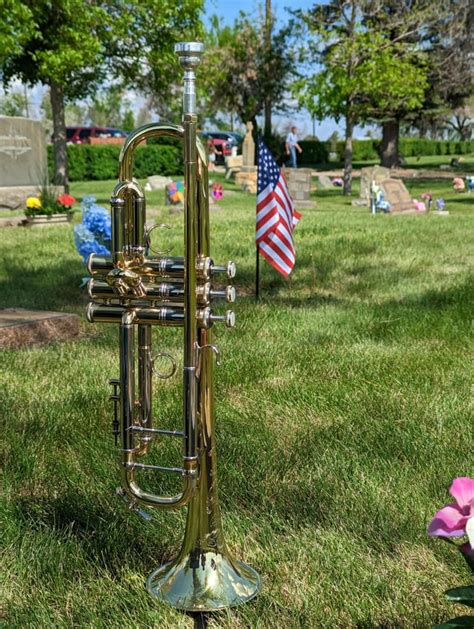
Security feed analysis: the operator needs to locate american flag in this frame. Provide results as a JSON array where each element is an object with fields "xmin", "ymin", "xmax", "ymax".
[{"xmin": 256, "ymin": 139, "xmax": 301, "ymax": 277}]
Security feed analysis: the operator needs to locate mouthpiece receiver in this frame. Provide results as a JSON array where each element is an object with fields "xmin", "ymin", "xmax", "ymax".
[
  {"xmin": 175, "ymin": 41, "xmax": 204, "ymax": 115},
  {"xmin": 174, "ymin": 42, "xmax": 204, "ymax": 69}
]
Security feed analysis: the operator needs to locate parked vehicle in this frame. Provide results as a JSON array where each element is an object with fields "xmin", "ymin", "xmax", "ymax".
[
  {"xmin": 200, "ymin": 131, "xmax": 243, "ymax": 165},
  {"xmin": 65, "ymin": 127, "xmax": 128, "ymax": 144}
]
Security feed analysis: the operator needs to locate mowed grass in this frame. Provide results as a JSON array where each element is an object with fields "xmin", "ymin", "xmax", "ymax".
[{"xmin": 1, "ymin": 173, "xmax": 473, "ymax": 628}]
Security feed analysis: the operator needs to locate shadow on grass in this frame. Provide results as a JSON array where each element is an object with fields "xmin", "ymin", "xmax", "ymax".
[
  {"xmin": 12, "ymin": 489, "xmax": 171, "ymax": 576},
  {"xmin": 446, "ymin": 195, "xmax": 474, "ymax": 204},
  {"xmin": 0, "ymin": 257, "xmax": 86, "ymax": 311}
]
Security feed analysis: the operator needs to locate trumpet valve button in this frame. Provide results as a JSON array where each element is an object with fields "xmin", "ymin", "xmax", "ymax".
[
  {"xmin": 210, "ymin": 286, "xmax": 236, "ymax": 303},
  {"xmin": 210, "ymin": 310, "xmax": 235, "ymax": 328},
  {"xmin": 226, "ymin": 286, "xmax": 236, "ymax": 303},
  {"xmin": 211, "ymin": 261, "xmax": 236, "ymax": 279}
]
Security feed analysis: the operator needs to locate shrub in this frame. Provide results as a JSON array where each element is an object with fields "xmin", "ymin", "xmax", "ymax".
[
  {"xmin": 67, "ymin": 144, "xmax": 89, "ymax": 180},
  {"xmin": 87, "ymin": 145, "xmax": 121, "ymax": 180},
  {"xmin": 48, "ymin": 143, "xmax": 183, "ymax": 181},
  {"xmin": 298, "ymin": 140, "xmax": 330, "ymax": 165},
  {"xmin": 134, "ymin": 145, "xmax": 183, "ymax": 177},
  {"xmin": 334, "ymin": 140, "xmax": 378, "ymax": 162}
]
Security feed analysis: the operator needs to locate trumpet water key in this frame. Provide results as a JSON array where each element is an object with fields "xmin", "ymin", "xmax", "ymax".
[{"xmin": 85, "ymin": 41, "xmax": 260, "ymax": 611}]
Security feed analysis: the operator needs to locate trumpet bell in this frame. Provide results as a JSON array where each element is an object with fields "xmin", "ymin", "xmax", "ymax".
[{"xmin": 147, "ymin": 552, "xmax": 261, "ymax": 611}]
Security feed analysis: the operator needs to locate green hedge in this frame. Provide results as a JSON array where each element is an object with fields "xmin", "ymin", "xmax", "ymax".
[
  {"xmin": 47, "ymin": 143, "xmax": 183, "ymax": 182},
  {"xmin": 49, "ymin": 138, "xmax": 474, "ymax": 179},
  {"xmin": 331, "ymin": 138, "xmax": 474, "ymax": 161},
  {"xmin": 398, "ymin": 138, "xmax": 474, "ymax": 157},
  {"xmin": 298, "ymin": 140, "xmax": 329, "ymax": 165}
]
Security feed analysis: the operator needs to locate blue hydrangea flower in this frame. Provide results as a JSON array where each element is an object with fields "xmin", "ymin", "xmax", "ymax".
[
  {"xmin": 83, "ymin": 205, "xmax": 111, "ymax": 240},
  {"xmin": 74, "ymin": 197, "xmax": 111, "ymax": 262},
  {"xmin": 81, "ymin": 195, "xmax": 97, "ymax": 208}
]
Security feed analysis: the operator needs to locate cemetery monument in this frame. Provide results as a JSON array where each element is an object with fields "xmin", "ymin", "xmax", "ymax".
[
  {"xmin": 235, "ymin": 121, "xmax": 258, "ymax": 193},
  {"xmin": 0, "ymin": 116, "xmax": 48, "ymax": 209}
]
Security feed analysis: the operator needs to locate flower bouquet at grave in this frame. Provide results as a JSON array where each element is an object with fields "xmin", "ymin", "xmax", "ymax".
[
  {"xmin": 24, "ymin": 183, "xmax": 76, "ymax": 218},
  {"xmin": 166, "ymin": 181, "xmax": 184, "ymax": 205},
  {"xmin": 73, "ymin": 196, "xmax": 111, "ymax": 262},
  {"xmin": 212, "ymin": 182, "xmax": 224, "ymax": 201},
  {"xmin": 428, "ymin": 477, "xmax": 474, "ymax": 627},
  {"xmin": 421, "ymin": 192, "xmax": 432, "ymax": 209}
]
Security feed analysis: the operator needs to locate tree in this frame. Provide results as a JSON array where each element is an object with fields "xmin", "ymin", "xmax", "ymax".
[
  {"xmin": 443, "ymin": 99, "xmax": 474, "ymax": 140},
  {"xmin": 121, "ymin": 109, "xmax": 135, "ymax": 133},
  {"xmin": 363, "ymin": 0, "xmax": 472, "ymax": 165},
  {"xmin": 202, "ymin": 12, "xmax": 295, "ymax": 134},
  {"xmin": 0, "ymin": 1, "xmax": 112, "ymax": 192},
  {"xmin": 263, "ymin": 0, "xmax": 273, "ymax": 138},
  {"xmin": 0, "ymin": 1, "xmax": 204, "ymax": 192},
  {"xmin": 87, "ymin": 85, "xmax": 124, "ymax": 128},
  {"xmin": 293, "ymin": 1, "xmax": 427, "ymax": 194},
  {"xmin": 0, "ymin": 89, "xmax": 28, "ymax": 117},
  {"xmin": 108, "ymin": 0, "xmax": 204, "ymax": 121}
]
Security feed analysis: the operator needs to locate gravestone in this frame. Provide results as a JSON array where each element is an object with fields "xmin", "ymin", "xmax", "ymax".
[
  {"xmin": 235, "ymin": 121, "xmax": 257, "ymax": 193},
  {"xmin": 379, "ymin": 178, "xmax": 418, "ymax": 213},
  {"xmin": 242, "ymin": 121, "xmax": 255, "ymax": 172},
  {"xmin": 0, "ymin": 309, "xmax": 79, "ymax": 348},
  {"xmin": 146, "ymin": 175, "xmax": 173, "ymax": 191},
  {"xmin": 0, "ymin": 116, "xmax": 47, "ymax": 209},
  {"xmin": 225, "ymin": 155, "xmax": 242, "ymax": 180},
  {"xmin": 359, "ymin": 165, "xmax": 391, "ymax": 206},
  {"xmin": 285, "ymin": 168, "xmax": 316, "ymax": 209},
  {"xmin": 317, "ymin": 174, "xmax": 333, "ymax": 190}
]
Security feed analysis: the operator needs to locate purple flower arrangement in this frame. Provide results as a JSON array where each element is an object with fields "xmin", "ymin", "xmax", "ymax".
[{"xmin": 73, "ymin": 196, "xmax": 111, "ymax": 262}]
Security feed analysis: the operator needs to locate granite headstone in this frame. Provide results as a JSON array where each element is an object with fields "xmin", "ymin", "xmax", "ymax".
[
  {"xmin": 317, "ymin": 174, "xmax": 333, "ymax": 190},
  {"xmin": 359, "ymin": 165, "xmax": 390, "ymax": 206},
  {"xmin": 286, "ymin": 168, "xmax": 316, "ymax": 209},
  {"xmin": 379, "ymin": 178, "xmax": 417, "ymax": 213},
  {"xmin": 0, "ymin": 116, "xmax": 47, "ymax": 209}
]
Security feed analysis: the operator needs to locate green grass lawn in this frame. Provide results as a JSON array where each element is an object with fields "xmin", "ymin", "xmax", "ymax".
[{"xmin": 1, "ymin": 173, "xmax": 473, "ymax": 627}]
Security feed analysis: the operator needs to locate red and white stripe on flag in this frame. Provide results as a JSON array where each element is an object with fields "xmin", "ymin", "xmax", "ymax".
[{"xmin": 256, "ymin": 173, "xmax": 301, "ymax": 277}]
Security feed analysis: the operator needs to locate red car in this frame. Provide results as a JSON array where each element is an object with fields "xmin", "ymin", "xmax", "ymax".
[
  {"xmin": 66, "ymin": 127, "xmax": 128, "ymax": 144},
  {"xmin": 201, "ymin": 132, "xmax": 235, "ymax": 165}
]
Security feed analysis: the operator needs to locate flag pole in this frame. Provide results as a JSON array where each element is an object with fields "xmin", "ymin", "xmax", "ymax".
[{"xmin": 255, "ymin": 243, "xmax": 260, "ymax": 300}]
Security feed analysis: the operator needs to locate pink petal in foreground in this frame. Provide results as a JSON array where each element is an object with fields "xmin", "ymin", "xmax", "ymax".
[
  {"xmin": 428, "ymin": 503, "xmax": 469, "ymax": 537},
  {"xmin": 450, "ymin": 477, "xmax": 474, "ymax": 510}
]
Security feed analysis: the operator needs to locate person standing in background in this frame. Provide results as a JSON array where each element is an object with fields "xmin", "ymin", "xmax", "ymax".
[
  {"xmin": 285, "ymin": 126, "xmax": 303, "ymax": 168},
  {"xmin": 206, "ymin": 137, "xmax": 221, "ymax": 172}
]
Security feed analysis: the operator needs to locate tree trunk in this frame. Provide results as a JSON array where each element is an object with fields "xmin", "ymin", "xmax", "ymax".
[
  {"xmin": 343, "ymin": 114, "xmax": 354, "ymax": 196},
  {"xmin": 50, "ymin": 81, "xmax": 69, "ymax": 192},
  {"xmin": 263, "ymin": 0, "xmax": 272, "ymax": 139},
  {"xmin": 380, "ymin": 119, "xmax": 400, "ymax": 168},
  {"xmin": 264, "ymin": 98, "xmax": 272, "ymax": 139}
]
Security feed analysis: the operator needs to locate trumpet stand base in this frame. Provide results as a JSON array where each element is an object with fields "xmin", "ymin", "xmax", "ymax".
[{"xmin": 146, "ymin": 551, "xmax": 261, "ymax": 611}]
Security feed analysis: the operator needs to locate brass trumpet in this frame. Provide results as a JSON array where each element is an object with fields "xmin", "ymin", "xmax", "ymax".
[{"xmin": 85, "ymin": 42, "xmax": 260, "ymax": 611}]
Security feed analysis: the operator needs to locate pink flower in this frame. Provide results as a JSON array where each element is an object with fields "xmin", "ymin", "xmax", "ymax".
[
  {"xmin": 212, "ymin": 182, "xmax": 223, "ymax": 201},
  {"xmin": 428, "ymin": 477, "xmax": 474, "ymax": 539}
]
